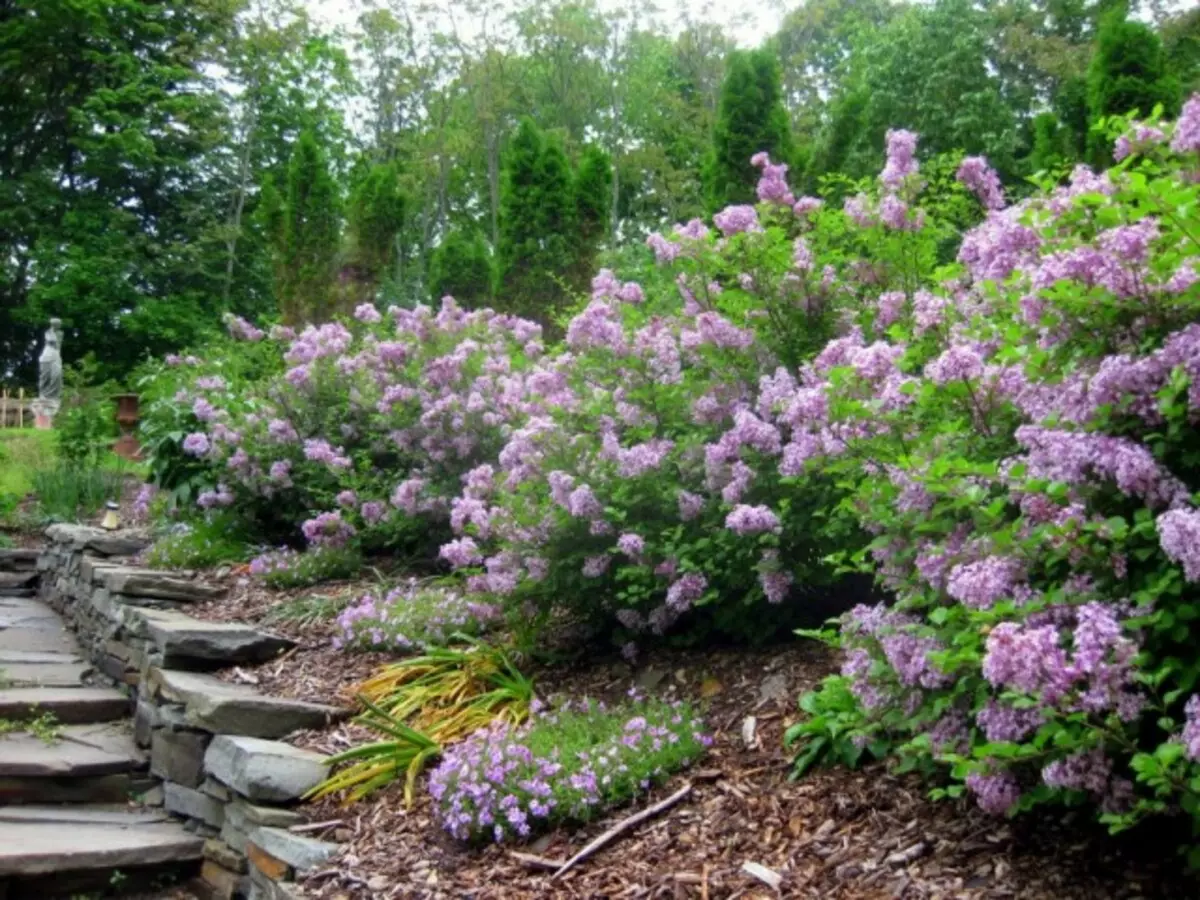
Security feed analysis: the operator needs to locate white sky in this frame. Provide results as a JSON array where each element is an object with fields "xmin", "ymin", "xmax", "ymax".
[{"xmin": 306, "ymin": 0, "xmax": 790, "ymax": 48}]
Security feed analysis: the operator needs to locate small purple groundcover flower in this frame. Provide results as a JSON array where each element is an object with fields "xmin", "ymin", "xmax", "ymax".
[
  {"xmin": 248, "ymin": 545, "xmax": 361, "ymax": 589},
  {"xmin": 333, "ymin": 583, "xmax": 502, "ymax": 652},
  {"xmin": 429, "ymin": 695, "xmax": 711, "ymax": 843}
]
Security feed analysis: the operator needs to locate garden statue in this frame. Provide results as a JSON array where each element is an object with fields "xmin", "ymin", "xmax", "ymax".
[{"xmin": 31, "ymin": 318, "xmax": 63, "ymax": 428}]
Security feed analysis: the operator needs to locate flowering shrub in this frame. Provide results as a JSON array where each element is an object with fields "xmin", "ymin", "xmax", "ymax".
[
  {"xmin": 428, "ymin": 695, "xmax": 709, "ymax": 843},
  {"xmin": 144, "ymin": 299, "xmax": 553, "ymax": 564},
  {"xmin": 783, "ymin": 98, "xmax": 1200, "ymax": 849},
  {"xmin": 144, "ymin": 516, "xmax": 250, "ymax": 569},
  {"xmin": 333, "ymin": 583, "xmax": 502, "ymax": 652}
]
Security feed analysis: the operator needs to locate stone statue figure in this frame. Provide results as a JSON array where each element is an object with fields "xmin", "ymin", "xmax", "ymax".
[{"xmin": 32, "ymin": 318, "xmax": 63, "ymax": 424}]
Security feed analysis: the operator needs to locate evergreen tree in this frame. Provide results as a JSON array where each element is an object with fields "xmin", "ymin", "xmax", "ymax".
[
  {"xmin": 429, "ymin": 228, "xmax": 493, "ymax": 308},
  {"xmin": 1028, "ymin": 112, "xmax": 1078, "ymax": 175},
  {"xmin": 497, "ymin": 118, "xmax": 574, "ymax": 319},
  {"xmin": 273, "ymin": 130, "xmax": 342, "ymax": 324},
  {"xmin": 347, "ymin": 160, "xmax": 407, "ymax": 298},
  {"xmin": 705, "ymin": 49, "xmax": 793, "ymax": 211},
  {"xmin": 570, "ymin": 144, "xmax": 611, "ymax": 289},
  {"xmin": 1087, "ymin": 8, "xmax": 1180, "ymax": 163}
]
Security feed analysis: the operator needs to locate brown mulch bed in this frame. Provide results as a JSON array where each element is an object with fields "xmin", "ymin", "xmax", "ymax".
[{"xmin": 187, "ymin": 575, "xmax": 1193, "ymax": 900}]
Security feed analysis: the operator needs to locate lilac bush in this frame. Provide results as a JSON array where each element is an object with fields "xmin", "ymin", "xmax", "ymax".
[
  {"xmin": 428, "ymin": 695, "xmax": 709, "ymax": 843},
  {"xmin": 783, "ymin": 99, "xmax": 1200, "ymax": 849}
]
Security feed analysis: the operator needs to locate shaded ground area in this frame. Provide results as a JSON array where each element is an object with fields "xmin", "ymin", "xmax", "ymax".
[{"xmin": 189, "ymin": 577, "xmax": 1194, "ymax": 900}]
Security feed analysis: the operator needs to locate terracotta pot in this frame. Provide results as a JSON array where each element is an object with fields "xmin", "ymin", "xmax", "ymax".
[
  {"xmin": 112, "ymin": 393, "xmax": 141, "ymax": 460},
  {"xmin": 114, "ymin": 393, "xmax": 139, "ymax": 427}
]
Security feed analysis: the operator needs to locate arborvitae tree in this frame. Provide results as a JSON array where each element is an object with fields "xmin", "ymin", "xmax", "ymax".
[
  {"xmin": 1087, "ymin": 8, "xmax": 1180, "ymax": 163},
  {"xmin": 570, "ymin": 144, "xmax": 612, "ymax": 288},
  {"xmin": 498, "ymin": 118, "xmax": 544, "ymax": 312},
  {"xmin": 705, "ymin": 49, "xmax": 793, "ymax": 211},
  {"xmin": 1028, "ymin": 112, "xmax": 1078, "ymax": 175},
  {"xmin": 347, "ymin": 160, "xmax": 407, "ymax": 297},
  {"xmin": 429, "ymin": 228, "xmax": 494, "ymax": 308},
  {"xmin": 273, "ymin": 131, "xmax": 343, "ymax": 324},
  {"xmin": 498, "ymin": 118, "xmax": 574, "ymax": 319}
]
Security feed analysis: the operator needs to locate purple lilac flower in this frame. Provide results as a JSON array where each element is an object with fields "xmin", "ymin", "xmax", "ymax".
[
  {"xmin": 880, "ymin": 129, "xmax": 919, "ymax": 190},
  {"xmin": 617, "ymin": 533, "xmax": 645, "ymax": 558},
  {"xmin": 725, "ymin": 504, "xmax": 781, "ymax": 535},
  {"xmin": 440, "ymin": 537, "xmax": 483, "ymax": 568},
  {"xmin": 1157, "ymin": 508, "xmax": 1200, "ymax": 581},
  {"xmin": 976, "ymin": 700, "xmax": 1043, "ymax": 743},
  {"xmin": 875, "ymin": 291, "xmax": 905, "ymax": 329},
  {"xmin": 182, "ymin": 433, "xmax": 210, "ymax": 456},
  {"xmin": 361, "ymin": 501, "xmax": 386, "ymax": 525},
  {"xmin": 793, "ymin": 196, "xmax": 822, "ymax": 218},
  {"xmin": 301, "ymin": 511, "xmax": 356, "ymax": 548},
  {"xmin": 1042, "ymin": 748, "xmax": 1112, "ymax": 795},
  {"xmin": 225, "ymin": 315, "xmax": 265, "ymax": 341},
  {"xmin": 712, "ymin": 205, "xmax": 761, "ymax": 236},
  {"xmin": 956, "ymin": 156, "xmax": 1005, "ymax": 210},
  {"xmin": 582, "ymin": 555, "xmax": 611, "ymax": 578},
  {"xmin": 666, "ymin": 573, "xmax": 707, "ymax": 612},
  {"xmin": 1170, "ymin": 93, "xmax": 1200, "ymax": 153},
  {"xmin": 966, "ymin": 770, "xmax": 1020, "ymax": 816},
  {"xmin": 354, "ymin": 303, "xmax": 382, "ymax": 323},
  {"xmin": 1182, "ymin": 695, "xmax": 1200, "ymax": 761},
  {"xmin": 946, "ymin": 556, "xmax": 1025, "ymax": 610}
]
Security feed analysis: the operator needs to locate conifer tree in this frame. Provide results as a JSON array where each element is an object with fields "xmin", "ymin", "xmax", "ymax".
[
  {"xmin": 1087, "ymin": 8, "xmax": 1180, "ymax": 163},
  {"xmin": 497, "ymin": 118, "xmax": 575, "ymax": 319},
  {"xmin": 430, "ymin": 228, "xmax": 494, "ymax": 308},
  {"xmin": 572, "ymin": 144, "xmax": 613, "ymax": 286},
  {"xmin": 705, "ymin": 49, "xmax": 793, "ymax": 211},
  {"xmin": 347, "ymin": 161, "xmax": 407, "ymax": 296},
  {"xmin": 273, "ymin": 131, "xmax": 343, "ymax": 324}
]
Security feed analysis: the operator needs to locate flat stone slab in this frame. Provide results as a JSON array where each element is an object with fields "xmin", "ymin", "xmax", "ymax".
[
  {"xmin": 204, "ymin": 735, "xmax": 328, "ymax": 802},
  {"xmin": 0, "ymin": 723, "xmax": 144, "ymax": 777},
  {"xmin": 99, "ymin": 568, "xmax": 226, "ymax": 603},
  {"xmin": 134, "ymin": 608, "xmax": 293, "ymax": 668},
  {"xmin": 0, "ymin": 549, "xmax": 39, "ymax": 571},
  {"xmin": 1, "ymin": 660, "xmax": 91, "ymax": 687},
  {"xmin": 249, "ymin": 826, "xmax": 339, "ymax": 873},
  {"xmin": 0, "ymin": 648, "xmax": 82, "ymax": 665},
  {"xmin": 148, "ymin": 669, "xmax": 346, "ymax": 738},
  {"xmin": 0, "ymin": 627, "xmax": 78, "ymax": 654},
  {"xmin": 0, "ymin": 804, "xmax": 203, "ymax": 875},
  {"xmin": 0, "ymin": 686, "xmax": 129, "ymax": 725},
  {"xmin": 0, "ymin": 572, "xmax": 37, "ymax": 590}
]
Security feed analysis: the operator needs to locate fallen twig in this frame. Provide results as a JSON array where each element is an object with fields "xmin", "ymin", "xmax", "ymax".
[
  {"xmin": 551, "ymin": 783, "xmax": 693, "ymax": 880},
  {"xmin": 508, "ymin": 850, "xmax": 566, "ymax": 871},
  {"xmin": 289, "ymin": 818, "xmax": 344, "ymax": 833}
]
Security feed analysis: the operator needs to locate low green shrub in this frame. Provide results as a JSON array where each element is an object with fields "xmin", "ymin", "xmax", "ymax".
[
  {"xmin": 145, "ymin": 516, "xmax": 251, "ymax": 569},
  {"xmin": 429, "ymin": 695, "xmax": 710, "ymax": 842},
  {"xmin": 332, "ymin": 584, "xmax": 502, "ymax": 652},
  {"xmin": 249, "ymin": 545, "xmax": 363, "ymax": 588}
]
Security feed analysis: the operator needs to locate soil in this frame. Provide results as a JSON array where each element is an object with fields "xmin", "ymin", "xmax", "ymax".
[{"xmin": 188, "ymin": 575, "xmax": 1196, "ymax": 900}]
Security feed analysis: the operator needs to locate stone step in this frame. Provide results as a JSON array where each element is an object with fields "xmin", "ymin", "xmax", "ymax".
[
  {"xmin": 0, "ymin": 686, "xmax": 129, "ymax": 724},
  {"xmin": 133, "ymin": 607, "xmax": 294, "ymax": 669},
  {"xmin": 0, "ymin": 722, "xmax": 144, "ymax": 778},
  {"xmin": 147, "ymin": 668, "xmax": 347, "ymax": 739},
  {"xmin": 0, "ymin": 659, "xmax": 92, "ymax": 688},
  {"xmin": 0, "ymin": 549, "xmax": 39, "ymax": 572},
  {"xmin": 0, "ymin": 804, "xmax": 204, "ymax": 876},
  {"xmin": 96, "ymin": 568, "xmax": 226, "ymax": 604},
  {"xmin": 0, "ymin": 572, "xmax": 37, "ymax": 591}
]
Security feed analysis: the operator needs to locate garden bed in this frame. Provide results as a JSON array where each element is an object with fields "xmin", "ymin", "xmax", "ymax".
[{"xmin": 187, "ymin": 575, "xmax": 1192, "ymax": 899}]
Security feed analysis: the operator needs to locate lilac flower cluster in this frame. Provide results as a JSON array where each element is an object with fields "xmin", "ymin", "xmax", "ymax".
[{"xmin": 428, "ymin": 697, "xmax": 709, "ymax": 843}]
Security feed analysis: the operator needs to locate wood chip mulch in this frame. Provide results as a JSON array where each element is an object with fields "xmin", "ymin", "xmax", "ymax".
[{"xmin": 187, "ymin": 575, "xmax": 1194, "ymax": 900}]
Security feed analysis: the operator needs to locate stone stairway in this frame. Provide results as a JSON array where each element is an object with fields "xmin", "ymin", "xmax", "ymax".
[
  {"xmin": 0, "ymin": 549, "xmax": 202, "ymax": 897},
  {"xmin": 0, "ymin": 531, "xmax": 349, "ymax": 899}
]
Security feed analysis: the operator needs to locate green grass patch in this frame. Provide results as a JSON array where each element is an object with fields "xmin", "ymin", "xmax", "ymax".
[{"xmin": 262, "ymin": 592, "xmax": 353, "ymax": 627}]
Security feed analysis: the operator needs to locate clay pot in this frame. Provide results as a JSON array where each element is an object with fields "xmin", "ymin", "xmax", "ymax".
[{"xmin": 113, "ymin": 393, "xmax": 141, "ymax": 460}]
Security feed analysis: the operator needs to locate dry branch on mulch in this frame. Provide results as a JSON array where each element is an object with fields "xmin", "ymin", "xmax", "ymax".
[{"xmin": 188, "ymin": 574, "xmax": 1194, "ymax": 900}]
